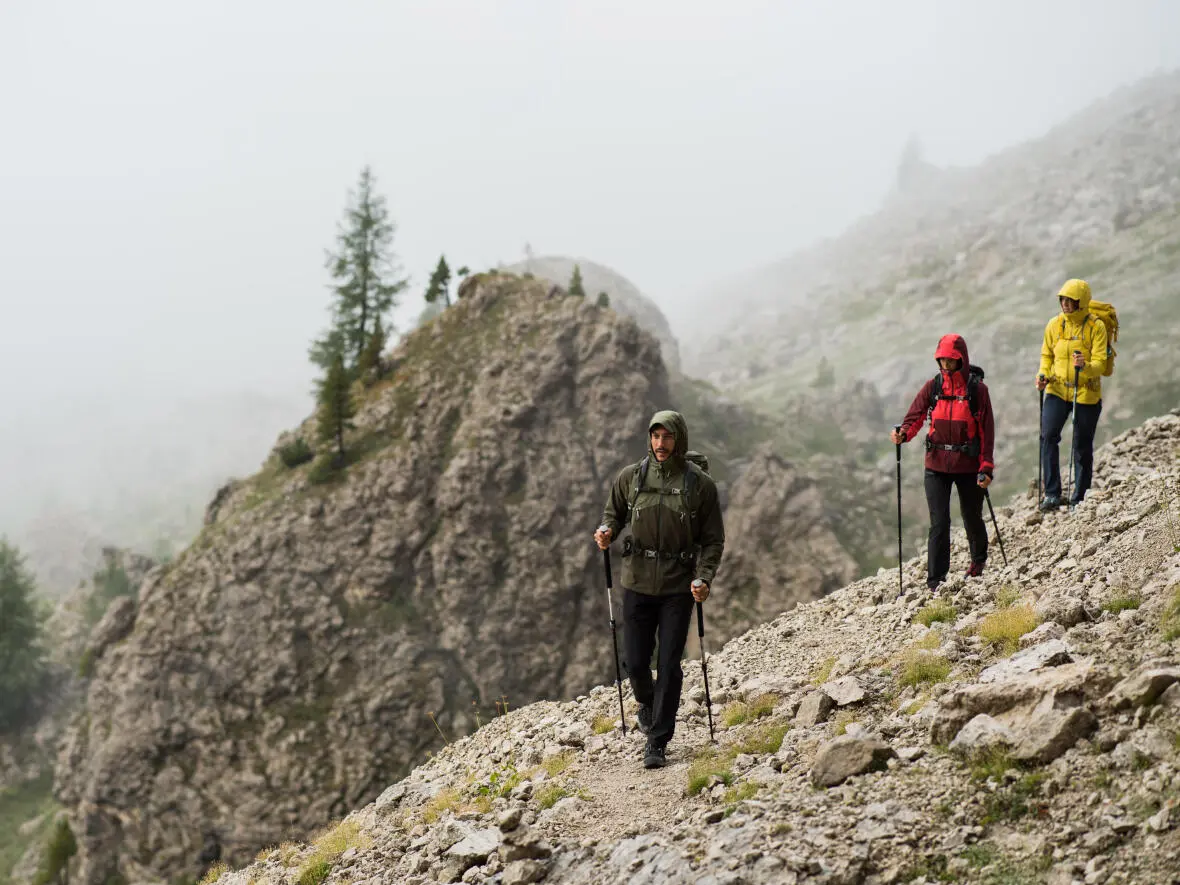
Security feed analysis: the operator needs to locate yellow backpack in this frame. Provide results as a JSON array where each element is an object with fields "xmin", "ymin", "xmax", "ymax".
[{"xmin": 1088, "ymin": 300, "xmax": 1118, "ymax": 377}]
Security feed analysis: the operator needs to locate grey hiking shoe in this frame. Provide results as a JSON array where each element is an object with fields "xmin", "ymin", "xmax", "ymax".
[
  {"xmin": 643, "ymin": 740, "xmax": 666, "ymax": 769},
  {"xmin": 636, "ymin": 704, "xmax": 653, "ymax": 735},
  {"xmin": 1039, "ymin": 495, "xmax": 1063, "ymax": 512}
]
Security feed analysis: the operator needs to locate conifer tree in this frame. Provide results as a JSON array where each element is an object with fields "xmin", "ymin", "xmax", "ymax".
[
  {"xmin": 568, "ymin": 264, "xmax": 586, "ymax": 298},
  {"xmin": 310, "ymin": 166, "xmax": 408, "ymax": 371},
  {"xmin": 424, "ymin": 255, "xmax": 453, "ymax": 308},
  {"xmin": 356, "ymin": 316, "xmax": 388, "ymax": 382},
  {"xmin": 596, "ymin": 291, "xmax": 610, "ymax": 308},
  {"xmin": 0, "ymin": 539, "xmax": 47, "ymax": 732},
  {"xmin": 316, "ymin": 353, "xmax": 356, "ymax": 466}
]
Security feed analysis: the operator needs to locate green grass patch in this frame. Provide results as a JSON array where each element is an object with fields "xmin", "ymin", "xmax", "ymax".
[
  {"xmin": 534, "ymin": 783, "xmax": 570, "ymax": 809},
  {"xmin": 967, "ymin": 747, "xmax": 1019, "ymax": 782},
  {"xmin": 686, "ymin": 750, "xmax": 736, "ymax": 797},
  {"xmin": 541, "ymin": 752, "xmax": 574, "ymax": 778},
  {"xmin": 995, "ymin": 586, "xmax": 1021, "ymax": 609},
  {"xmin": 474, "ymin": 765, "xmax": 524, "ymax": 800},
  {"xmin": 0, "ymin": 769, "xmax": 57, "ymax": 885},
  {"xmin": 591, "ymin": 714, "xmax": 615, "ymax": 734},
  {"xmin": 1162, "ymin": 584, "xmax": 1180, "ymax": 641},
  {"xmin": 733, "ymin": 720, "xmax": 790, "ymax": 755},
  {"xmin": 980, "ymin": 772, "xmax": 1048, "ymax": 826},
  {"xmin": 294, "ymin": 819, "xmax": 371, "ymax": 885},
  {"xmin": 1102, "ymin": 592, "xmax": 1142, "ymax": 614},
  {"xmin": 978, "ymin": 605, "xmax": 1039, "ymax": 655},
  {"xmin": 686, "ymin": 719, "xmax": 790, "ymax": 796},
  {"xmin": 197, "ymin": 862, "xmax": 229, "ymax": 885},
  {"xmin": 915, "ymin": 599, "xmax": 957, "ymax": 627},
  {"xmin": 721, "ymin": 693, "xmax": 777, "ymax": 727},
  {"xmin": 811, "ymin": 656, "xmax": 837, "ymax": 686},
  {"xmin": 899, "ymin": 640, "xmax": 951, "ymax": 687}
]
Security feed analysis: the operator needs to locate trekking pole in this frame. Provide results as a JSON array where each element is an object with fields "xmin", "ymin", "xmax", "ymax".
[
  {"xmin": 1069, "ymin": 356, "xmax": 1081, "ymax": 508},
  {"xmin": 1037, "ymin": 377, "xmax": 1046, "ymax": 503},
  {"xmin": 600, "ymin": 539, "xmax": 627, "ymax": 737},
  {"xmin": 983, "ymin": 487, "xmax": 1008, "ymax": 566},
  {"xmin": 893, "ymin": 424, "xmax": 904, "ymax": 598},
  {"xmin": 692, "ymin": 590, "xmax": 716, "ymax": 743}
]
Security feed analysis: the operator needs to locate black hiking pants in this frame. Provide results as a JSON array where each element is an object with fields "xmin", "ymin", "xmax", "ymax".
[
  {"xmin": 1041, "ymin": 392, "xmax": 1102, "ymax": 503},
  {"xmin": 924, "ymin": 468, "xmax": 988, "ymax": 587},
  {"xmin": 623, "ymin": 588, "xmax": 695, "ymax": 747}
]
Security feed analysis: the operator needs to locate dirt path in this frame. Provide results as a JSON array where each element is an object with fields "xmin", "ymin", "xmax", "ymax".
[{"xmin": 542, "ymin": 719, "xmax": 714, "ymax": 844}]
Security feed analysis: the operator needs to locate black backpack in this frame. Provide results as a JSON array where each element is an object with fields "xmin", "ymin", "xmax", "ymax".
[{"xmin": 625, "ymin": 450, "xmax": 710, "ymax": 551}]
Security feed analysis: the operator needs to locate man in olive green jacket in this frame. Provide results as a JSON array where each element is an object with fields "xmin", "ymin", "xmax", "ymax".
[{"xmin": 594, "ymin": 410, "xmax": 725, "ymax": 768}]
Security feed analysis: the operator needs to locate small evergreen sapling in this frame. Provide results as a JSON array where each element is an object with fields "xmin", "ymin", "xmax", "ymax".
[
  {"xmin": 567, "ymin": 264, "xmax": 586, "ymax": 298},
  {"xmin": 315, "ymin": 353, "xmax": 356, "ymax": 467}
]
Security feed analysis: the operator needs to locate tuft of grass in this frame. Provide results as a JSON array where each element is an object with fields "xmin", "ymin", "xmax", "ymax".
[
  {"xmin": 421, "ymin": 787, "xmax": 462, "ymax": 824},
  {"xmin": 198, "ymin": 862, "xmax": 229, "ymax": 885},
  {"xmin": 811, "ymin": 656, "xmax": 837, "ymax": 685},
  {"xmin": 278, "ymin": 842, "xmax": 301, "ymax": 866},
  {"xmin": 995, "ymin": 586, "xmax": 1021, "ymax": 609},
  {"xmin": 542, "ymin": 752, "xmax": 575, "ymax": 778},
  {"xmin": 980, "ymin": 772, "xmax": 1048, "ymax": 825},
  {"xmin": 686, "ymin": 750, "xmax": 737, "ymax": 797},
  {"xmin": 296, "ymin": 859, "xmax": 331, "ymax": 885},
  {"xmin": 294, "ymin": 819, "xmax": 372, "ymax": 885},
  {"xmin": 733, "ymin": 720, "xmax": 790, "ymax": 755},
  {"xmin": 1162, "ymin": 584, "xmax": 1180, "ymax": 641},
  {"xmin": 470, "ymin": 795, "xmax": 494, "ymax": 815},
  {"xmin": 962, "ymin": 842, "xmax": 1000, "ymax": 869},
  {"xmin": 978, "ymin": 604, "xmax": 1039, "ymax": 655},
  {"xmin": 535, "ymin": 783, "xmax": 571, "ymax": 809},
  {"xmin": 916, "ymin": 599, "xmax": 958, "ymax": 627},
  {"xmin": 721, "ymin": 701, "xmax": 751, "ymax": 727},
  {"xmin": 1102, "ymin": 592, "xmax": 1142, "ymax": 614},
  {"xmin": 832, "ymin": 711, "xmax": 859, "ymax": 736},
  {"xmin": 591, "ymin": 714, "xmax": 615, "ymax": 734},
  {"xmin": 686, "ymin": 719, "xmax": 790, "ymax": 796},
  {"xmin": 900, "ymin": 646, "xmax": 951, "ymax": 688},
  {"xmin": 474, "ymin": 765, "xmax": 524, "ymax": 800},
  {"xmin": 967, "ymin": 747, "xmax": 1019, "ymax": 782}
]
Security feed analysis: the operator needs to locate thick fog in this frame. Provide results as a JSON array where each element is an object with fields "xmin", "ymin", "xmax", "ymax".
[{"xmin": 3, "ymin": 0, "xmax": 1180, "ymax": 586}]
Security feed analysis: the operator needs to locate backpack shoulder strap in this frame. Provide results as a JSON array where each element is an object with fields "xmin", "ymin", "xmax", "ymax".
[
  {"xmin": 626, "ymin": 457, "xmax": 649, "ymax": 523},
  {"xmin": 927, "ymin": 373, "xmax": 942, "ymax": 416},
  {"xmin": 683, "ymin": 461, "xmax": 699, "ymax": 551}
]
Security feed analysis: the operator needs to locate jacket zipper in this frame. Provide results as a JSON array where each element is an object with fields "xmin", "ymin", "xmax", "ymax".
[{"xmin": 655, "ymin": 462, "xmax": 664, "ymax": 589}]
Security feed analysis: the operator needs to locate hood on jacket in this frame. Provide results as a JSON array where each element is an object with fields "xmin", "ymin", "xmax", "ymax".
[
  {"xmin": 647, "ymin": 409, "xmax": 688, "ymax": 463},
  {"xmin": 1057, "ymin": 278, "xmax": 1092, "ymax": 320},
  {"xmin": 934, "ymin": 333, "xmax": 971, "ymax": 386}
]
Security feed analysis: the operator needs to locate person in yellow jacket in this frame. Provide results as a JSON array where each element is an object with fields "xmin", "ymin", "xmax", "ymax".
[{"xmin": 1035, "ymin": 279, "xmax": 1107, "ymax": 510}]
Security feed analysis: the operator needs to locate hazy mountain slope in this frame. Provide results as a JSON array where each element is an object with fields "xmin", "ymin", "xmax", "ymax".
[{"xmin": 694, "ymin": 70, "xmax": 1180, "ymax": 504}]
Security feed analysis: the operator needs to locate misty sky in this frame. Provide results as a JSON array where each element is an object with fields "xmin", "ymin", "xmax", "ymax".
[{"xmin": 3, "ymin": 0, "xmax": 1180, "ymax": 409}]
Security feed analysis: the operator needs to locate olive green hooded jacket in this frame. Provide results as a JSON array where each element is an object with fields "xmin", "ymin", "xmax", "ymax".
[{"xmin": 600, "ymin": 410, "xmax": 726, "ymax": 596}]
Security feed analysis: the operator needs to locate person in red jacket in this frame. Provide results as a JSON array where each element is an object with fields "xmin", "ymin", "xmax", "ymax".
[{"xmin": 890, "ymin": 334, "xmax": 995, "ymax": 591}]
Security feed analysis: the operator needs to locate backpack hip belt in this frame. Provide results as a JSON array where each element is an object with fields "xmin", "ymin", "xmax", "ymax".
[
  {"xmin": 925, "ymin": 438, "xmax": 981, "ymax": 456},
  {"xmin": 623, "ymin": 538, "xmax": 696, "ymax": 563}
]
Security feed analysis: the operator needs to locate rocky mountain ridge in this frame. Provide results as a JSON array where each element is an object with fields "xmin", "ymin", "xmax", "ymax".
[
  {"xmin": 51, "ymin": 272, "xmax": 857, "ymax": 885},
  {"xmin": 200, "ymin": 406, "xmax": 1180, "ymax": 885}
]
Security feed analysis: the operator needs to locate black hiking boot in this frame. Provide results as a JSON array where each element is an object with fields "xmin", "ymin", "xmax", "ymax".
[
  {"xmin": 643, "ymin": 740, "xmax": 667, "ymax": 769},
  {"xmin": 636, "ymin": 704, "xmax": 653, "ymax": 736},
  {"xmin": 1039, "ymin": 495, "xmax": 1063, "ymax": 512}
]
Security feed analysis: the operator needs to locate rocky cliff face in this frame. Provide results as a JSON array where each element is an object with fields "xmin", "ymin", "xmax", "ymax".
[
  {"xmin": 55, "ymin": 273, "xmax": 855, "ymax": 884},
  {"xmin": 209, "ymin": 407, "xmax": 1180, "ymax": 885},
  {"xmin": 501, "ymin": 256, "xmax": 681, "ymax": 373}
]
